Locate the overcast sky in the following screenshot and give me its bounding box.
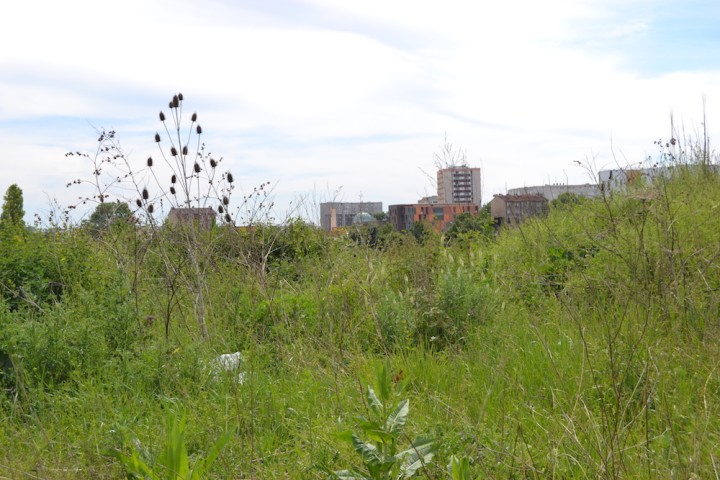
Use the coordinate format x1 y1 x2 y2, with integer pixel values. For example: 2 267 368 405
1 0 719 224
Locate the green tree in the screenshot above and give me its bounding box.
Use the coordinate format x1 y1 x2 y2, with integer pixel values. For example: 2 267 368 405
84 201 133 235
550 192 584 210
372 211 389 222
444 210 494 245
409 220 433 245
0 184 25 228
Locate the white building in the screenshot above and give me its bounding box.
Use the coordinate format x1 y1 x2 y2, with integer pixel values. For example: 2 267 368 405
507 183 599 202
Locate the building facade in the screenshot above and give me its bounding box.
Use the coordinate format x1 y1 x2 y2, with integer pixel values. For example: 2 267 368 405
389 203 479 232
437 167 482 207
320 202 383 231
507 183 599 202
167 207 217 230
489 194 548 226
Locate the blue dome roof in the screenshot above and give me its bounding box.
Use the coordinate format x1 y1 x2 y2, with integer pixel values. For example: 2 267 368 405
352 212 374 224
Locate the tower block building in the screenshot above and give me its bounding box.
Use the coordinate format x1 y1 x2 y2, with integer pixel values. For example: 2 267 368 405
437 167 482 207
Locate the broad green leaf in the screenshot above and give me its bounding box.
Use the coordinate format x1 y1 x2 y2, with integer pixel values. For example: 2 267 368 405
385 399 409 435
374 363 391 404
350 433 381 466
157 411 190 480
363 429 395 446
357 419 394 444
447 455 472 480
396 437 436 478
335 430 355 445
366 386 383 416
332 468 371 480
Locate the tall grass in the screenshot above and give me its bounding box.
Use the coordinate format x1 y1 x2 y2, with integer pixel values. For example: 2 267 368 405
1 134 719 478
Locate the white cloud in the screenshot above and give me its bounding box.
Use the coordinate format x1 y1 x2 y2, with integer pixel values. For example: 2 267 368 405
1 0 719 223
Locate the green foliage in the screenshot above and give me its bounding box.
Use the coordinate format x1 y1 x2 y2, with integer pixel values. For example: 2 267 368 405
447 455 472 480
443 211 494 246
112 407 232 480
413 252 497 347
0 227 90 309
408 221 434 245
349 222 400 249
372 211 389 222
3 125 720 478
330 363 436 480
83 200 134 235
0 184 25 228
549 191 585 209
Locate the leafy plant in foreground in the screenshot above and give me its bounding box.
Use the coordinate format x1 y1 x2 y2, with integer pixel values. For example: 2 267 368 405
330 364 436 480
112 408 232 480
447 455 472 480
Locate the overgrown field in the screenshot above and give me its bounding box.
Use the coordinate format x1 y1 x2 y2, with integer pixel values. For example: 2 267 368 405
1 163 720 478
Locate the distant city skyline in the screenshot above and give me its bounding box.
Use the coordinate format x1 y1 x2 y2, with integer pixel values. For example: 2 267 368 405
1 0 719 224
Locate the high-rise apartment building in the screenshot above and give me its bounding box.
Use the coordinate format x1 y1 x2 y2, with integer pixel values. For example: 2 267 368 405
437 167 482 207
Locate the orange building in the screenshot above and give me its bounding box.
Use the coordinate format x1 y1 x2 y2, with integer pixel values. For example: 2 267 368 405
388 203 479 231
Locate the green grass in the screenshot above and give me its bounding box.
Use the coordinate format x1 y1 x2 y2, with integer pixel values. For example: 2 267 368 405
1 161 720 478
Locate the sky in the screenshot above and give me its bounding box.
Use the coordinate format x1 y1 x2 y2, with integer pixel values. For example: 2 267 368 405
1 0 719 225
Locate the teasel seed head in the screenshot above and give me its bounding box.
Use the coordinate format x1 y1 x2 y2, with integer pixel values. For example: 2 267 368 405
171 174 177 184
142 188 149 200
191 112 197 122
136 199 142 207
196 125 202 134
223 196 229 205
148 204 154 214
218 205 224 214
171 146 178 157
227 173 234 183
209 158 217 168
172 95 179 108
170 186 176 195
155 133 161 142
178 92 183 101
225 213 231 223
182 145 188 155
159 111 165 121
194 162 201 173
147 157 153 167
